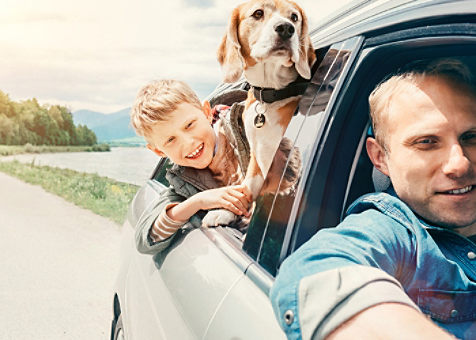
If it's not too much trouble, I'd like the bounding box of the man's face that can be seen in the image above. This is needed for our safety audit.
[147,102,216,169]
[367,75,476,235]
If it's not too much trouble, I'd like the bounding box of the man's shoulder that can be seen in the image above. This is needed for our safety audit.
[347,191,403,214]
[344,191,423,234]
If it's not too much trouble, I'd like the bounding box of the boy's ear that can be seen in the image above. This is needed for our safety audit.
[202,101,213,122]
[147,143,166,158]
[366,137,390,176]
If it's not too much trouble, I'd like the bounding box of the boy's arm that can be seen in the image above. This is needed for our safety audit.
[147,192,218,243]
[166,184,251,222]
[137,184,250,255]
[149,202,188,242]
[135,187,186,255]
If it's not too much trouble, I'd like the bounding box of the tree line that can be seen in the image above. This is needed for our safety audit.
[0,90,97,146]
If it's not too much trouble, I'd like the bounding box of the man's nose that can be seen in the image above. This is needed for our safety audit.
[442,144,471,177]
[275,22,294,40]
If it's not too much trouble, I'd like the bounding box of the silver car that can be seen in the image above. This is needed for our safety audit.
[111,1,476,338]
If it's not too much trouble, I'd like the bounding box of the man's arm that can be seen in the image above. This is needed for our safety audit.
[270,208,447,340]
[327,303,456,340]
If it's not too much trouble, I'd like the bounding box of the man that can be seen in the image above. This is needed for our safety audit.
[270,58,476,340]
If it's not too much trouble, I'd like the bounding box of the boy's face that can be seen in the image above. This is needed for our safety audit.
[147,102,216,169]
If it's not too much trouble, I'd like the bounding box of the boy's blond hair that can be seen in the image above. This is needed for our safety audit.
[131,79,202,138]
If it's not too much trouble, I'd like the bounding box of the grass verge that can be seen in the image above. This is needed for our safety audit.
[0,143,110,156]
[0,160,139,225]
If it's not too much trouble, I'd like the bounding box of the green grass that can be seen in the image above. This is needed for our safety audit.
[0,143,110,156]
[0,160,139,225]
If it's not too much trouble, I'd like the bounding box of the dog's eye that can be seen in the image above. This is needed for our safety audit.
[252,9,264,19]
[290,13,299,22]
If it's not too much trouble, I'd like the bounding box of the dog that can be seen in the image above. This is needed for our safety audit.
[202,0,316,227]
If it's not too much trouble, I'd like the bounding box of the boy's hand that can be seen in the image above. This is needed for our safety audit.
[193,185,251,217]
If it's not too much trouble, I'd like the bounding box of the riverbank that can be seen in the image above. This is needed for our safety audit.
[0,160,138,224]
[0,143,110,156]
[1,146,158,186]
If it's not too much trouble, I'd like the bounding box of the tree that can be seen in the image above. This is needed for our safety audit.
[76,124,97,146]
[0,91,15,118]
[0,91,99,146]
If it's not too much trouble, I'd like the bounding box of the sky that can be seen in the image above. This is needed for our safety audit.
[1,0,353,114]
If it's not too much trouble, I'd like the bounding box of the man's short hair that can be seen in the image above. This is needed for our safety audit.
[369,58,475,148]
[131,79,202,138]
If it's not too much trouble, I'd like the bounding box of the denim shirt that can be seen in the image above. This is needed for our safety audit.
[270,190,476,340]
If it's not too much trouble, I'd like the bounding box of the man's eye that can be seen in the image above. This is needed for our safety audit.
[462,132,476,145]
[413,137,438,149]
[290,13,298,22]
[165,136,175,144]
[252,9,264,19]
[418,139,435,144]
[186,121,194,129]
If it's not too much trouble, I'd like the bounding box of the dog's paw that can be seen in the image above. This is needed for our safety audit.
[202,209,237,228]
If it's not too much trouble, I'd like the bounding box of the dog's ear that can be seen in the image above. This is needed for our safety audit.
[293,7,316,79]
[217,7,244,83]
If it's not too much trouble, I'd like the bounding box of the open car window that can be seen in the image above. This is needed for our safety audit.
[287,24,476,260]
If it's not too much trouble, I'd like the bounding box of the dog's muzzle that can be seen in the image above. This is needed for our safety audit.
[275,23,295,40]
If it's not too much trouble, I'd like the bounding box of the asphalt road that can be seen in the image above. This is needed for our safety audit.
[0,171,123,339]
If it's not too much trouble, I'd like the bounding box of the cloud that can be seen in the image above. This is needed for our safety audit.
[0,0,353,113]
[182,0,215,8]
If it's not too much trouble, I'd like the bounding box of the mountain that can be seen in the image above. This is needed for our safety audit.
[72,108,143,143]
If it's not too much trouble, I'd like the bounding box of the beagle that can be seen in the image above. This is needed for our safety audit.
[202,0,315,227]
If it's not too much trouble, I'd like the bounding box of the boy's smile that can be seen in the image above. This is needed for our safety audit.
[185,143,204,159]
[147,102,216,169]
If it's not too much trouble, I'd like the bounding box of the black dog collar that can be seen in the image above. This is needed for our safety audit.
[250,77,310,104]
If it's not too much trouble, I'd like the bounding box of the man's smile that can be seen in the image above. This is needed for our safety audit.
[437,184,474,195]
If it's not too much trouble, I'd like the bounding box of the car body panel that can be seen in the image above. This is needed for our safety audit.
[312,0,476,48]
[203,272,286,340]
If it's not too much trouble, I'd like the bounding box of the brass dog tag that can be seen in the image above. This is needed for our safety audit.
[254,113,265,128]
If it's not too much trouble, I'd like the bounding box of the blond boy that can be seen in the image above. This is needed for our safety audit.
[131,79,253,254]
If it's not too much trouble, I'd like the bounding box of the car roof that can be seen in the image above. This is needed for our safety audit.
[310,0,476,48]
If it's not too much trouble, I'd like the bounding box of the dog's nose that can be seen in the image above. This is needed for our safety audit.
[275,23,294,40]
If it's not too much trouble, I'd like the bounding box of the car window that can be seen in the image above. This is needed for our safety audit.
[286,25,476,260]
[153,158,172,187]
[243,38,361,276]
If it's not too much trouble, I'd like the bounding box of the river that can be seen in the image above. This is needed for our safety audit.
[0,147,160,186]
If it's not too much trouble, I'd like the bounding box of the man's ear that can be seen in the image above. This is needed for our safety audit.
[147,143,166,158]
[366,137,390,176]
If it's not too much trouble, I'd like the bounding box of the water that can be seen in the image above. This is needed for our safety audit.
[0,147,160,186]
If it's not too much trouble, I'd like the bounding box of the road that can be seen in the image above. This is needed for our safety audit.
[0,171,123,339]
